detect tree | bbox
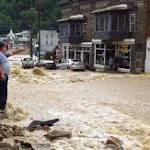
[0,0,61,33]
[20,8,38,29]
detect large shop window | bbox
[96,44,105,65]
[64,51,67,59]
[69,51,74,59]
[76,52,81,60]
[119,45,131,69]
[83,52,90,66]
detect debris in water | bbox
[45,129,72,141]
[27,119,59,132]
[0,142,19,150]
[0,124,24,139]
[105,136,123,150]
[15,140,35,150]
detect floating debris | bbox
[45,129,72,141]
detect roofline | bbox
[91,4,129,14]
[57,15,84,22]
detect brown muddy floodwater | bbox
[7,69,150,149]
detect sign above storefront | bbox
[120,44,129,53]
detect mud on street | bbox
[1,67,150,150]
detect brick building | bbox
[58,0,149,72]
[145,0,150,72]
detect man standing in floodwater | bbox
[0,41,23,117]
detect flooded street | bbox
[4,68,150,149]
[84,78,150,126]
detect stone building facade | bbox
[145,0,150,72]
[58,0,149,72]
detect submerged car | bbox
[57,59,85,71]
[44,61,57,70]
[21,57,35,69]
[36,60,57,70]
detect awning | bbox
[91,4,128,14]
[92,39,102,44]
[57,15,84,22]
[81,42,92,47]
[123,38,135,44]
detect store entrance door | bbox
[105,44,116,68]
[83,52,90,67]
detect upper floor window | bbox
[59,23,69,37]
[46,34,48,39]
[46,40,48,45]
[129,14,136,32]
[71,23,83,36]
[96,15,109,31]
[112,15,127,31]
[51,41,54,45]
[96,14,128,32]
[75,24,83,36]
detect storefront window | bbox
[96,44,100,48]
[64,51,67,59]
[69,51,74,59]
[96,50,104,65]
[119,51,130,69]
[118,45,131,69]
[94,43,131,70]
[76,52,81,60]
[83,52,90,66]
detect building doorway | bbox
[83,52,90,67]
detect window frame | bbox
[59,23,70,37]
[129,13,136,32]
[95,15,110,32]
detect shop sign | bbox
[120,44,129,53]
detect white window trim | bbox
[129,14,136,32]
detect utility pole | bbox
[38,0,41,62]
[30,29,33,57]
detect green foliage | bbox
[0,0,61,34]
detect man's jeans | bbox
[0,75,8,110]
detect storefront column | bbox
[94,44,96,65]
[81,50,84,62]
[74,50,77,59]
[104,45,106,67]
[66,47,69,59]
